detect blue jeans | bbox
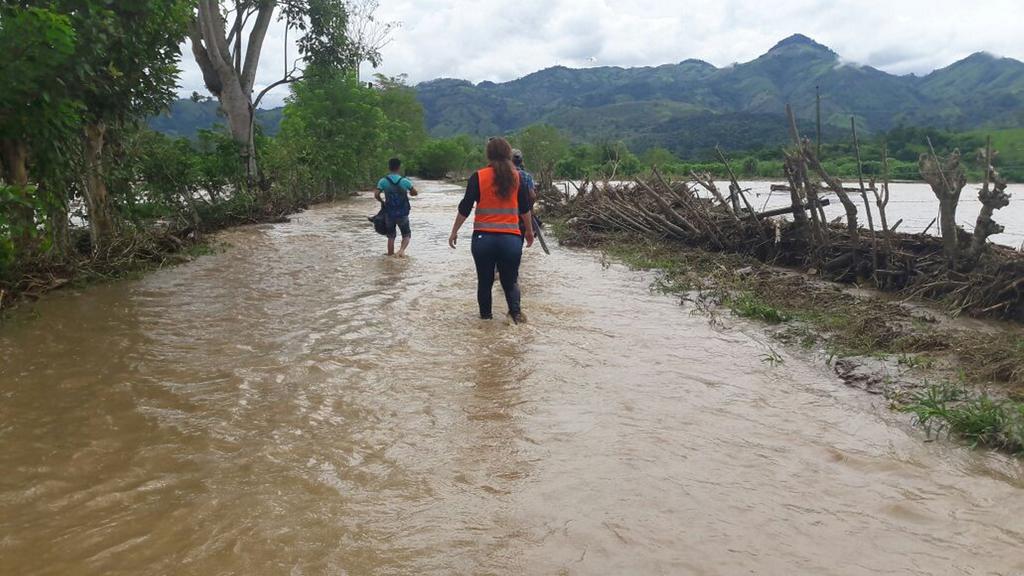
[471,232,522,318]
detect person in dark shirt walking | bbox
[512,148,538,239]
[448,138,534,324]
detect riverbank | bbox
[566,229,1024,453]
[0,192,354,317]
[0,231,209,315]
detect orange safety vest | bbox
[473,166,521,235]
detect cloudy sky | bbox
[178,0,1024,108]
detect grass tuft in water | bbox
[760,347,785,367]
[899,383,1024,453]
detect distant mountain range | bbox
[153,34,1024,157]
[416,34,1024,154]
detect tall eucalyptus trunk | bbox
[82,122,117,255]
[1,139,38,257]
[188,0,276,183]
[1,139,29,187]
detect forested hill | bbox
[415,34,1024,155]
[148,99,283,139]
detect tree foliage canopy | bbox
[0,6,78,141]
[60,0,192,124]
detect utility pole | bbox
[816,85,822,158]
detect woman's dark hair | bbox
[485,137,517,199]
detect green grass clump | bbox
[898,353,936,370]
[728,292,790,324]
[899,383,1024,453]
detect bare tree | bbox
[919,143,967,267]
[966,138,1011,267]
[345,0,399,74]
[189,0,388,182]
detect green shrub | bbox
[900,384,1024,453]
[728,292,790,323]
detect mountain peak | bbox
[934,51,1024,74]
[768,34,835,55]
[679,58,714,68]
[677,58,717,73]
[960,51,998,63]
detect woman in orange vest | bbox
[448,137,535,323]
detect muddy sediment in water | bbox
[1,182,1023,575]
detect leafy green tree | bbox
[555,145,597,180]
[273,68,388,199]
[451,134,485,174]
[0,6,80,267]
[595,140,640,178]
[375,74,428,158]
[412,139,466,180]
[0,6,79,187]
[113,129,200,223]
[194,129,248,203]
[512,124,569,189]
[641,147,679,170]
[53,0,193,253]
[741,157,759,177]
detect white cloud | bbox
[177,0,1024,108]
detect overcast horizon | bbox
[177,0,1024,108]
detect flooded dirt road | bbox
[2,182,1023,575]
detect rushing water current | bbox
[1,182,1023,575]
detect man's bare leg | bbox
[387,237,396,256]
[397,236,411,258]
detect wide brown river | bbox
[2,182,1023,575]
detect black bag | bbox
[369,205,388,236]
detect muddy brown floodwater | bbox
[1,181,1023,575]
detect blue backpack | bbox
[383,175,410,218]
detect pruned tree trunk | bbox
[966,140,1011,268]
[919,148,967,267]
[715,146,767,241]
[538,167,555,197]
[783,105,827,248]
[782,156,811,232]
[83,122,117,255]
[876,142,891,236]
[781,164,829,228]
[803,145,859,242]
[851,118,878,278]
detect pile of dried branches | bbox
[547,113,1023,322]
